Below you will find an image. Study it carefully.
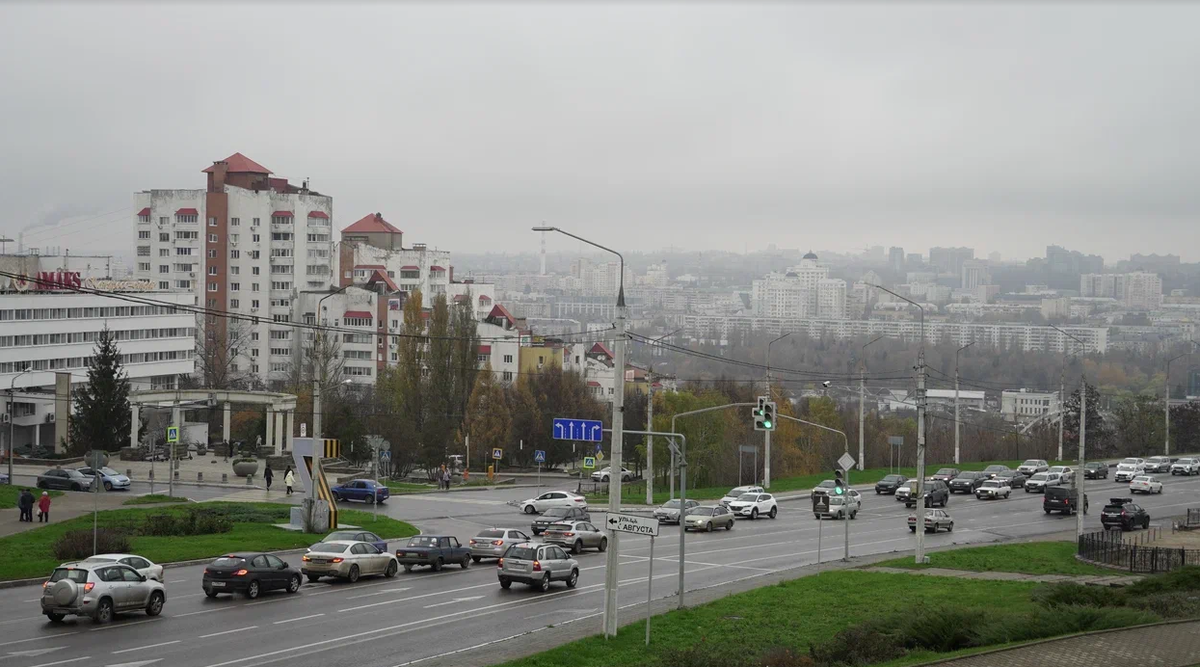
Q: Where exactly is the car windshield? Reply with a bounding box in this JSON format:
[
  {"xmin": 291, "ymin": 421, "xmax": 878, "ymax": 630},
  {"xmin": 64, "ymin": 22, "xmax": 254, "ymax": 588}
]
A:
[
  {"xmin": 477, "ymin": 529, "xmax": 504, "ymax": 538},
  {"xmin": 211, "ymin": 557, "xmax": 247, "ymax": 568},
  {"xmin": 1021, "ymin": 460, "xmax": 1040, "ymax": 466},
  {"xmin": 737, "ymin": 493, "xmax": 758, "ymax": 501},
  {"xmin": 817, "ymin": 481, "xmax": 836, "ymax": 488},
  {"xmin": 984, "ymin": 466, "xmax": 1005, "ymax": 471},
  {"xmin": 98, "ymin": 467, "xmax": 120, "ymax": 476},
  {"xmin": 661, "ymin": 500, "xmax": 682, "ymax": 509},
  {"xmin": 309, "ymin": 542, "xmax": 350, "ymax": 553},
  {"xmin": 936, "ymin": 469, "xmax": 955, "ymax": 475},
  {"xmin": 1030, "ymin": 473, "xmax": 1048, "ymax": 481},
  {"xmin": 505, "ymin": 546, "xmax": 536, "ymax": 560},
  {"xmin": 1121, "ymin": 459, "xmax": 1141, "ymax": 465},
  {"xmin": 543, "ymin": 508, "xmax": 569, "ymax": 518},
  {"xmin": 982, "ymin": 481, "xmax": 1001, "ymax": 488},
  {"xmin": 407, "ymin": 536, "xmax": 440, "ymax": 548},
  {"xmin": 882, "ymin": 475, "xmax": 902, "ymax": 482},
  {"xmin": 1180, "ymin": 459, "xmax": 1197, "ymax": 465},
  {"xmin": 48, "ymin": 568, "xmax": 89, "ymax": 583},
  {"xmin": 1133, "ymin": 476, "xmax": 1150, "ymax": 483},
  {"xmin": 829, "ymin": 497, "xmax": 845, "ymax": 505},
  {"xmin": 957, "ymin": 472, "xmax": 979, "ymax": 479},
  {"xmin": 688, "ymin": 507, "xmax": 715, "ymax": 517},
  {"xmin": 326, "ymin": 531, "xmax": 359, "ymax": 541}
]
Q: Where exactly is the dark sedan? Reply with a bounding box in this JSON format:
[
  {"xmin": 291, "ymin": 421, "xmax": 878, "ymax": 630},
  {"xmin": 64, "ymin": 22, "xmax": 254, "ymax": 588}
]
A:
[
  {"xmin": 994, "ymin": 471, "xmax": 1028, "ymax": 489},
  {"xmin": 37, "ymin": 468, "xmax": 92, "ymax": 492},
  {"xmin": 874, "ymin": 474, "xmax": 908, "ymax": 495},
  {"xmin": 948, "ymin": 471, "xmax": 987, "ymax": 494},
  {"xmin": 929, "ymin": 468, "xmax": 961, "ymax": 483},
  {"xmin": 202, "ymin": 553, "xmax": 301, "ymax": 599},
  {"xmin": 531, "ymin": 506, "xmax": 591, "ymax": 535},
  {"xmin": 1083, "ymin": 462, "xmax": 1109, "ymax": 479},
  {"xmin": 981, "ymin": 465, "xmax": 1010, "ymax": 479}
]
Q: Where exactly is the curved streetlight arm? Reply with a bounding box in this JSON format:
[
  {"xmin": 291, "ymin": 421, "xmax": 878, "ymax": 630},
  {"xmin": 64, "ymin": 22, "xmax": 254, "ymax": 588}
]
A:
[
  {"xmin": 533, "ymin": 226, "xmax": 625, "ymax": 307},
  {"xmin": 866, "ymin": 284, "xmax": 923, "ymax": 355},
  {"xmin": 777, "ymin": 413, "xmax": 849, "ymax": 454},
  {"xmin": 766, "ymin": 333, "xmax": 794, "ymax": 397}
]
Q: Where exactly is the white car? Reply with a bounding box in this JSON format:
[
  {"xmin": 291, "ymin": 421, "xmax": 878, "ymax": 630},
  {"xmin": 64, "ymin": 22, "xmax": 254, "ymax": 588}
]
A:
[
  {"xmin": 720, "ymin": 485, "xmax": 764, "ymax": 506},
  {"xmin": 816, "ymin": 493, "xmax": 860, "ymax": 520},
  {"xmin": 60, "ymin": 554, "xmax": 164, "ymax": 582},
  {"xmin": 727, "ymin": 492, "xmax": 778, "ymax": 520},
  {"xmin": 1115, "ymin": 458, "xmax": 1147, "ymax": 483},
  {"xmin": 895, "ymin": 479, "xmax": 918, "ymax": 502},
  {"xmin": 1018, "ymin": 459, "xmax": 1049, "ymax": 475},
  {"xmin": 1023, "ymin": 472, "xmax": 1063, "ymax": 493},
  {"xmin": 1171, "ymin": 458, "xmax": 1200, "ymax": 476},
  {"xmin": 1129, "ymin": 475, "xmax": 1163, "ymax": 494},
  {"xmin": 1047, "ymin": 466, "xmax": 1074, "ymax": 481},
  {"xmin": 520, "ymin": 491, "xmax": 588, "ymax": 514},
  {"xmin": 974, "ymin": 479, "xmax": 1011, "ymax": 500},
  {"xmin": 590, "ymin": 467, "xmax": 632, "ymax": 483}
]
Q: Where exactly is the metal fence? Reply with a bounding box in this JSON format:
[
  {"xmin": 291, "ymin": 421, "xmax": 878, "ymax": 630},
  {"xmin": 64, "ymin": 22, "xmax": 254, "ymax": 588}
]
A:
[{"xmin": 1078, "ymin": 529, "xmax": 1200, "ymax": 574}]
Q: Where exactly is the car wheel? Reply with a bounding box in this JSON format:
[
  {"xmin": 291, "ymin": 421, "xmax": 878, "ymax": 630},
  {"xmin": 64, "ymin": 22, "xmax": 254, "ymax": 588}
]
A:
[
  {"xmin": 1144, "ymin": 518, "xmax": 1150, "ymax": 529},
  {"xmin": 104, "ymin": 481, "xmax": 113, "ymax": 492},
  {"xmin": 287, "ymin": 575, "xmax": 301, "ymax": 594},
  {"xmin": 706, "ymin": 522, "xmax": 713, "ymax": 532},
  {"xmin": 751, "ymin": 508, "xmax": 759, "ymax": 520},
  {"xmin": 472, "ymin": 556, "xmax": 482, "ymax": 563},
  {"xmin": 567, "ymin": 569, "xmax": 579, "ymax": 588},
  {"xmin": 205, "ymin": 588, "xmax": 218, "ymax": 598},
  {"xmin": 432, "ymin": 558, "xmax": 444, "ymax": 572},
  {"xmin": 909, "ymin": 526, "xmax": 916, "ymax": 532},
  {"xmin": 524, "ymin": 505, "xmax": 537, "ymax": 515},
  {"xmin": 499, "ymin": 578, "xmax": 512, "ymax": 589},
  {"xmin": 94, "ymin": 598, "xmax": 114, "ymax": 624},
  {"xmin": 947, "ymin": 522, "xmax": 954, "ymax": 532},
  {"xmin": 245, "ymin": 580, "xmax": 261, "ymax": 599},
  {"xmin": 307, "ymin": 574, "xmax": 322, "ymax": 583},
  {"xmin": 538, "ymin": 574, "xmax": 551, "ymax": 592},
  {"xmin": 71, "ymin": 483, "xmax": 82, "ymax": 491},
  {"xmin": 332, "ymin": 492, "xmax": 342, "ymax": 502},
  {"xmin": 815, "ymin": 514, "xmax": 822, "ymax": 520},
  {"xmin": 876, "ymin": 489, "xmax": 881, "ymax": 495},
  {"xmin": 45, "ymin": 612, "xmax": 66, "ymax": 623},
  {"xmin": 146, "ymin": 591, "xmax": 165, "ymax": 616},
  {"xmin": 385, "ymin": 561, "xmax": 398, "ymax": 578},
  {"xmin": 1044, "ymin": 509, "xmax": 1051, "ymax": 514},
  {"xmin": 572, "ymin": 540, "xmax": 582, "ymax": 555},
  {"xmin": 37, "ymin": 480, "xmax": 47, "ymax": 489},
  {"xmin": 851, "ymin": 510, "xmax": 857, "ymax": 520},
  {"xmin": 348, "ymin": 565, "xmax": 361, "ymax": 583},
  {"xmin": 461, "ymin": 555, "xmax": 471, "ymax": 569},
  {"xmin": 769, "ymin": 506, "xmax": 777, "ymax": 519},
  {"xmin": 599, "ymin": 537, "xmax": 608, "ymax": 552}
]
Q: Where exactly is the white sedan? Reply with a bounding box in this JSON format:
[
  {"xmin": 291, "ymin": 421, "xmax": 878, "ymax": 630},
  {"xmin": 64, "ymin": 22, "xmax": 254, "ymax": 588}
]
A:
[
  {"xmin": 720, "ymin": 485, "xmax": 764, "ymax": 506},
  {"xmin": 62, "ymin": 553, "xmax": 164, "ymax": 582},
  {"xmin": 520, "ymin": 490, "xmax": 589, "ymax": 514},
  {"xmin": 590, "ymin": 467, "xmax": 632, "ymax": 483},
  {"xmin": 726, "ymin": 492, "xmax": 778, "ymax": 520},
  {"xmin": 1129, "ymin": 475, "xmax": 1164, "ymax": 495}
]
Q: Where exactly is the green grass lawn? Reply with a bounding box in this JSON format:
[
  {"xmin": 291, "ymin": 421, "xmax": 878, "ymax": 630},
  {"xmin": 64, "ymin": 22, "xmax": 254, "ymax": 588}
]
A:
[
  {"xmin": 382, "ymin": 480, "xmax": 437, "ymax": 493},
  {"xmin": 0, "ymin": 485, "xmax": 62, "ymax": 508},
  {"xmin": 123, "ymin": 494, "xmax": 191, "ymax": 506},
  {"xmin": 0, "ymin": 502, "xmax": 419, "ymax": 582},
  {"xmin": 496, "ymin": 571, "xmax": 1048, "ymax": 667},
  {"xmin": 873, "ymin": 541, "xmax": 1116, "ymax": 577},
  {"xmin": 590, "ymin": 458, "xmax": 1079, "ymax": 505}
]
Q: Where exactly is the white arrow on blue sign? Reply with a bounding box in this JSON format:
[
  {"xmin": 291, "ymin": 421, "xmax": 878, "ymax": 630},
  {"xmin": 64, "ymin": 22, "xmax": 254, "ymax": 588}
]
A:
[
  {"xmin": 552, "ymin": 417, "xmax": 604, "ymax": 443},
  {"xmin": 533, "ymin": 450, "xmax": 546, "ymax": 463}
]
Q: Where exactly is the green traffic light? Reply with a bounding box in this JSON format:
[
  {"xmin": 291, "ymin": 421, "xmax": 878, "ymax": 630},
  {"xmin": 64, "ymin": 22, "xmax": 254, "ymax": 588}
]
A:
[
  {"xmin": 834, "ymin": 485, "xmax": 844, "ymax": 495},
  {"xmin": 762, "ymin": 420, "xmax": 772, "ymax": 428}
]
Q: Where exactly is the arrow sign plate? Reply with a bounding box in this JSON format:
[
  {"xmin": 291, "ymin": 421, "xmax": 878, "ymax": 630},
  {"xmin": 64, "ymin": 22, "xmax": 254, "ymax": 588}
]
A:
[
  {"xmin": 552, "ymin": 417, "xmax": 604, "ymax": 442},
  {"xmin": 605, "ymin": 512, "xmax": 659, "ymax": 537}
]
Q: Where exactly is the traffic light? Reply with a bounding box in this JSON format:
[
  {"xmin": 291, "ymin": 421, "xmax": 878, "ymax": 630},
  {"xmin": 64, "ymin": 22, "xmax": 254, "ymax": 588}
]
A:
[
  {"xmin": 834, "ymin": 468, "xmax": 846, "ymax": 495},
  {"xmin": 763, "ymin": 401, "xmax": 776, "ymax": 431},
  {"xmin": 753, "ymin": 396, "xmax": 768, "ymax": 431}
]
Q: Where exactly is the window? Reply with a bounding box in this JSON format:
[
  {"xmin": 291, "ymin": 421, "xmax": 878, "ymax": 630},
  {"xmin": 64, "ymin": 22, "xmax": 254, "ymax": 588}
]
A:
[
  {"xmin": 138, "ymin": 230, "xmax": 150, "ymax": 239},
  {"xmin": 230, "ymin": 298, "xmax": 240, "ymax": 308},
  {"xmin": 344, "ymin": 317, "xmax": 371, "ymax": 327},
  {"xmin": 230, "ymin": 266, "xmax": 240, "ymax": 275},
  {"xmin": 252, "ymin": 234, "xmax": 261, "ymax": 243},
  {"xmin": 230, "ymin": 282, "xmax": 240, "ymax": 291},
  {"xmin": 400, "ymin": 270, "xmax": 420, "ymax": 280},
  {"xmin": 503, "ymin": 371, "xmax": 513, "ymax": 381},
  {"xmin": 270, "ymin": 298, "xmax": 289, "ymax": 307},
  {"xmin": 157, "ymin": 265, "xmax": 169, "ymax": 274},
  {"xmin": 230, "ymin": 234, "xmax": 239, "ymax": 244},
  {"xmin": 504, "ymin": 354, "xmax": 513, "ymax": 364},
  {"xmin": 173, "ymin": 263, "xmax": 193, "ymax": 272},
  {"xmin": 270, "ymin": 265, "xmax": 292, "ymax": 274},
  {"xmin": 251, "ymin": 283, "xmax": 260, "ymax": 292},
  {"xmin": 231, "ymin": 217, "xmax": 240, "ymax": 226},
  {"xmin": 269, "ymin": 330, "xmax": 290, "ymax": 340},
  {"xmin": 208, "ymin": 217, "xmax": 217, "ymax": 227},
  {"xmin": 176, "ymin": 280, "xmax": 191, "ymax": 289},
  {"xmin": 270, "ymin": 281, "xmax": 292, "ymax": 291},
  {"xmin": 249, "ymin": 251, "xmax": 260, "ymax": 260},
  {"xmin": 158, "ymin": 281, "xmax": 169, "ymax": 290},
  {"xmin": 176, "ymin": 214, "xmax": 198, "ymax": 223},
  {"xmin": 136, "ymin": 246, "xmax": 150, "ymax": 256},
  {"xmin": 271, "ymin": 233, "xmax": 292, "ymax": 242},
  {"xmin": 270, "ymin": 347, "xmax": 290, "ymax": 356},
  {"xmin": 343, "ymin": 366, "xmax": 372, "ymax": 377},
  {"xmin": 208, "ymin": 266, "xmax": 217, "ymax": 275},
  {"xmin": 230, "ymin": 249, "xmax": 240, "ymax": 259},
  {"xmin": 271, "ymin": 215, "xmax": 292, "ymax": 225},
  {"xmin": 138, "ymin": 212, "xmax": 151, "ymax": 223},
  {"xmin": 252, "ymin": 266, "xmax": 260, "ymax": 275},
  {"xmin": 159, "ymin": 233, "xmax": 169, "ymax": 242},
  {"xmin": 175, "ymin": 247, "xmax": 193, "ymax": 256},
  {"xmin": 251, "ymin": 331, "xmax": 260, "ymax": 340},
  {"xmin": 208, "ymin": 234, "xmax": 218, "ymax": 243},
  {"xmin": 208, "ymin": 282, "xmax": 218, "ymax": 292},
  {"xmin": 272, "ymin": 314, "xmax": 289, "ymax": 322},
  {"xmin": 175, "ymin": 230, "xmax": 198, "ymax": 240},
  {"xmin": 158, "ymin": 216, "xmax": 169, "ymax": 225},
  {"xmin": 271, "ymin": 248, "xmax": 292, "ymax": 257},
  {"xmin": 477, "ymin": 353, "xmax": 488, "ymax": 364},
  {"xmin": 306, "ymin": 265, "xmax": 329, "ymax": 275},
  {"xmin": 137, "ymin": 262, "xmax": 150, "ymax": 272},
  {"xmin": 207, "ymin": 250, "xmax": 217, "ymax": 258},
  {"xmin": 159, "ymin": 248, "xmax": 170, "ymax": 257},
  {"xmin": 307, "ymin": 233, "xmax": 330, "ymax": 243},
  {"xmin": 252, "ymin": 217, "xmax": 260, "ymax": 226}
]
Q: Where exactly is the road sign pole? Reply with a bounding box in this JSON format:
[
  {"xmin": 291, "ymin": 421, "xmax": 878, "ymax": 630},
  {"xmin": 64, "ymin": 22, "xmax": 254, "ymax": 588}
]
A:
[
  {"xmin": 646, "ymin": 535, "xmax": 654, "ymax": 646},
  {"xmin": 817, "ymin": 511, "xmax": 822, "ymax": 564},
  {"xmin": 844, "ymin": 467, "xmax": 850, "ymax": 562}
]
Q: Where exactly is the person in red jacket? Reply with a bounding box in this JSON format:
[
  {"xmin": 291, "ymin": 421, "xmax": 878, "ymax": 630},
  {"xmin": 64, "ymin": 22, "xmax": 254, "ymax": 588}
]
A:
[{"xmin": 37, "ymin": 491, "xmax": 51, "ymax": 523}]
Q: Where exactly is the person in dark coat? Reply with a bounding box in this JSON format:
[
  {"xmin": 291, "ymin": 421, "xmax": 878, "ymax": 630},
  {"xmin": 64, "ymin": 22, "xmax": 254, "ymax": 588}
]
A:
[
  {"xmin": 264, "ymin": 465, "xmax": 274, "ymax": 491},
  {"xmin": 18, "ymin": 489, "xmax": 35, "ymax": 522}
]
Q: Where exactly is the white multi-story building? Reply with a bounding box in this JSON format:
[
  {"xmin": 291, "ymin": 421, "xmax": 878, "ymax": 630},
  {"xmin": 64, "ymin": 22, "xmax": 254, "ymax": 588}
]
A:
[
  {"xmin": 1081, "ymin": 271, "xmax": 1163, "ymax": 310},
  {"xmin": 1001, "ymin": 389, "xmax": 1062, "ymax": 422},
  {"xmin": 751, "ymin": 252, "xmax": 829, "ymax": 318},
  {"xmin": 816, "ymin": 278, "xmax": 848, "ymax": 319},
  {"xmin": 961, "ymin": 260, "xmax": 990, "ymax": 290},
  {"xmin": 1, "ymin": 255, "xmax": 195, "ymax": 454},
  {"xmin": 132, "ymin": 153, "xmax": 335, "ymax": 385}
]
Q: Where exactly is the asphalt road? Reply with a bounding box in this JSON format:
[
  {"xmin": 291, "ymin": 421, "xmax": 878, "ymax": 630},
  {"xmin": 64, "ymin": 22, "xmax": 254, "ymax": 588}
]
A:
[
  {"xmin": 6, "ymin": 473, "xmax": 254, "ymax": 502},
  {"xmin": 0, "ymin": 473, "xmax": 1197, "ymax": 667}
]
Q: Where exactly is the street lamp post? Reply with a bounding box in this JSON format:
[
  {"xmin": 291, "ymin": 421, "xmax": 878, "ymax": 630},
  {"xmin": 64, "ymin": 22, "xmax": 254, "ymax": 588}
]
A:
[
  {"xmin": 777, "ymin": 413, "xmax": 850, "ymax": 561},
  {"xmin": 1050, "ymin": 324, "xmax": 1088, "ymax": 539},
  {"xmin": 7, "ymin": 367, "xmax": 32, "ymax": 485},
  {"xmin": 1166, "ymin": 341, "xmax": 1198, "ymax": 457},
  {"xmin": 954, "ymin": 341, "xmax": 975, "ymax": 465},
  {"xmin": 868, "ymin": 285, "xmax": 925, "ymax": 564},
  {"xmin": 534, "ymin": 226, "xmax": 626, "ymax": 639},
  {"xmin": 765, "ymin": 332, "xmax": 793, "ymax": 487},
  {"xmin": 313, "ymin": 284, "xmax": 352, "ymax": 445},
  {"xmin": 859, "ymin": 336, "xmax": 884, "ymax": 472}
]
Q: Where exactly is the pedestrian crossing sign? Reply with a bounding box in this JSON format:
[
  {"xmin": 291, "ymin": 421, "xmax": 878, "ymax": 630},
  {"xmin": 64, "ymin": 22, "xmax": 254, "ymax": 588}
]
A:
[
  {"xmin": 583, "ymin": 456, "xmax": 596, "ymax": 469},
  {"xmin": 492, "ymin": 448, "xmax": 503, "ymax": 460},
  {"xmin": 166, "ymin": 426, "xmax": 179, "ymax": 443}
]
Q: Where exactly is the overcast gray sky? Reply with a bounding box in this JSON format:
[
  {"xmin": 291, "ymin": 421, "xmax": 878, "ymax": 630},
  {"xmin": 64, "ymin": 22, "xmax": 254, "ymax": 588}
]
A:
[{"xmin": 2, "ymin": 3, "xmax": 1198, "ymax": 263}]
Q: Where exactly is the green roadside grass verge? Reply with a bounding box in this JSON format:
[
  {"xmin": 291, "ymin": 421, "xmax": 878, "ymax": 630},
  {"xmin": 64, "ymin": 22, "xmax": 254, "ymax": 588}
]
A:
[
  {"xmin": 0, "ymin": 485, "xmax": 62, "ymax": 509},
  {"xmin": 383, "ymin": 480, "xmax": 438, "ymax": 493},
  {"xmin": 0, "ymin": 502, "xmax": 419, "ymax": 582},
  {"xmin": 588, "ymin": 458, "xmax": 1079, "ymax": 505},
  {"xmin": 123, "ymin": 494, "xmax": 191, "ymax": 506},
  {"xmin": 873, "ymin": 541, "xmax": 1116, "ymax": 577}
]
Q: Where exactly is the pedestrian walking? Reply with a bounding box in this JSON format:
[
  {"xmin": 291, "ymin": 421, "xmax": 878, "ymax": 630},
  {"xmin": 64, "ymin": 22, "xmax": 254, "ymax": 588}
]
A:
[
  {"xmin": 264, "ymin": 465, "xmax": 274, "ymax": 491},
  {"xmin": 18, "ymin": 488, "xmax": 34, "ymax": 522},
  {"xmin": 37, "ymin": 491, "xmax": 51, "ymax": 523},
  {"xmin": 284, "ymin": 467, "xmax": 295, "ymax": 496},
  {"xmin": 442, "ymin": 467, "xmax": 452, "ymax": 491}
]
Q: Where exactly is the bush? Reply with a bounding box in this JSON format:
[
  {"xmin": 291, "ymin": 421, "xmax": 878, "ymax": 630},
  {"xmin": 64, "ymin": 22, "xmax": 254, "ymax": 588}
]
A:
[
  {"xmin": 974, "ymin": 606, "xmax": 1156, "ymax": 646},
  {"xmin": 658, "ymin": 640, "xmax": 753, "ymax": 667},
  {"xmin": 52, "ymin": 528, "xmax": 132, "ymax": 561},
  {"xmin": 758, "ymin": 647, "xmax": 815, "ymax": 667},
  {"xmin": 897, "ymin": 605, "xmax": 987, "ymax": 652},
  {"xmin": 1126, "ymin": 566, "xmax": 1200, "ymax": 596},
  {"xmin": 139, "ymin": 508, "xmax": 233, "ymax": 537},
  {"xmin": 1034, "ymin": 582, "xmax": 1125, "ymax": 609},
  {"xmin": 808, "ymin": 620, "xmax": 905, "ymax": 666},
  {"xmin": 1124, "ymin": 591, "xmax": 1200, "ymax": 619}
]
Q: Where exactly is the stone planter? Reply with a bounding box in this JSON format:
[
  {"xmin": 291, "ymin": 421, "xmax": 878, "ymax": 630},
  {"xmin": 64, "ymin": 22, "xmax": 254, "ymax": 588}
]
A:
[{"xmin": 232, "ymin": 460, "xmax": 259, "ymax": 478}]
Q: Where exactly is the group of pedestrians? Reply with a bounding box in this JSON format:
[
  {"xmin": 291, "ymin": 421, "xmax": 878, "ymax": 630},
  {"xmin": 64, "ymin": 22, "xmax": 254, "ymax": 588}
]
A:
[
  {"xmin": 438, "ymin": 465, "xmax": 452, "ymax": 491},
  {"xmin": 15, "ymin": 489, "xmax": 51, "ymax": 523},
  {"xmin": 262, "ymin": 465, "xmax": 295, "ymax": 495}
]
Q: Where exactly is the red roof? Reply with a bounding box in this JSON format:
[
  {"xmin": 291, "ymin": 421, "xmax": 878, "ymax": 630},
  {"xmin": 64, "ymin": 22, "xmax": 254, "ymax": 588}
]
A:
[
  {"xmin": 487, "ymin": 303, "xmax": 519, "ymax": 325},
  {"xmin": 479, "ymin": 295, "xmax": 492, "ymax": 303},
  {"xmin": 430, "ymin": 265, "xmax": 446, "ymax": 272},
  {"xmin": 590, "ymin": 342, "xmax": 614, "ymax": 359},
  {"xmin": 365, "ymin": 269, "xmax": 399, "ymax": 292},
  {"xmin": 271, "ymin": 210, "xmax": 294, "ymax": 218},
  {"xmin": 400, "ymin": 265, "xmax": 419, "ymax": 271},
  {"xmin": 587, "ymin": 381, "xmax": 602, "ymax": 387},
  {"xmin": 343, "ymin": 310, "xmax": 373, "ymax": 320},
  {"xmin": 307, "ymin": 211, "xmax": 329, "ymax": 219},
  {"xmin": 454, "ymin": 294, "xmax": 468, "ymax": 302},
  {"xmin": 477, "ymin": 345, "xmax": 491, "ymax": 354},
  {"xmin": 176, "ymin": 208, "xmax": 198, "ymax": 216},
  {"xmin": 203, "ymin": 152, "xmax": 272, "ymax": 175},
  {"xmin": 343, "ymin": 213, "xmax": 402, "ymax": 235},
  {"xmin": 136, "ymin": 207, "xmax": 151, "ymax": 217}
]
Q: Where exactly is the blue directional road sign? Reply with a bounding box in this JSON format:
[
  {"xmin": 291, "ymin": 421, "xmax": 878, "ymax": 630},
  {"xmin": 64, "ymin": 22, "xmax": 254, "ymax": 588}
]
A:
[
  {"xmin": 552, "ymin": 418, "xmax": 604, "ymax": 443},
  {"xmin": 533, "ymin": 450, "xmax": 546, "ymax": 464}
]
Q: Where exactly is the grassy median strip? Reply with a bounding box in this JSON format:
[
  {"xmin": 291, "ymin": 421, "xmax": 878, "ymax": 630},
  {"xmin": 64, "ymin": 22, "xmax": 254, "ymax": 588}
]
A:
[
  {"xmin": 0, "ymin": 502, "xmax": 418, "ymax": 582},
  {"xmin": 123, "ymin": 493, "xmax": 191, "ymax": 506},
  {"xmin": 873, "ymin": 541, "xmax": 1115, "ymax": 577},
  {"xmin": 0, "ymin": 485, "xmax": 63, "ymax": 508}
]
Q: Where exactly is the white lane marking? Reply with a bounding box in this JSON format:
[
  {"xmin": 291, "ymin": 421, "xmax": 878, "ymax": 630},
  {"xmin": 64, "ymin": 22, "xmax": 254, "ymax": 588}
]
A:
[
  {"xmin": 108, "ymin": 660, "xmax": 162, "ymax": 667},
  {"xmin": 173, "ymin": 607, "xmax": 231, "ymax": 618},
  {"xmin": 0, "ymin": 634, "xmax": 79, "ymax": 648},
  {"xmin": 199, "ymin": 626, "xmax": 258, "ymax": 639},
  {"xmin": 345, "ymin": 587, "xmax": 411, "ymax": 600},
  {"xmin": 167, "ymin": 579, "xmax": 188, "ymax": 584},
  {"xmin": 273, "ymin": 614, "xmax": 325, "ymax": 625},
  {"xmin": 22, "ymin": 598, "xmax": 41, "ymax": 603},
  {"xmin": 112, "ymin": 641, "xmax": 181, "ymax": 654},
  {"xmin": 90, "ymin": 618, "xmax": 162, "ymax": 632},
  {"xmin": 6, "ymin": 648, "xmax": 64, "ymax": 658},
  {"xmin": 422, "ymin": 595, "xmax": 483, "ymax": 609},
  {"xmin": 28, "ymin": 658, "xmax": 90, "ymax": 667}
]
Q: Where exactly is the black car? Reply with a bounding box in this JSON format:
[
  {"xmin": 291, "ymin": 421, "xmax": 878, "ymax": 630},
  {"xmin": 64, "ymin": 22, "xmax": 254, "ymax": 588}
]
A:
[
  {"xmin": 874, "ymin": 474, "xmax": 908, "ymax": 495},
  {"xmin": 1082, "ymin": 462, "xmax": 1109, "ymax": 479},
  {"xmin": 929, "ymin": 468, "xmax": 961, "ymax": 483},
  {"xmin": 531, "ymin": 506, "xmax": 591, "ymax": 535},
  {"xmin": 36, "ymin": 468, "xmax": 93, "ymax": 491},
  {"xmin": 905, "ymin": 480, "xmax": 950, "ymax": 508},
  {"xmin": 948, "ymin": 471, "xmax": 987, "ymax": 494},
  {"xmin": 980, "ymin": 465, "xmax": 1010, "ymax": 479},
  {"xmin": 1101, "ymin": 498, "xmax": 1149, "ymax": 532},
  {"xmin": 994, "ymin": 471, "xmax": 1028, "ymax": 489},
  {"xmin": 1044, "ymin": 487, "xmax": 1087, "ymax": 515},
  {"xmin": 202, "ymin": 553, "xmax": 301, "ymax": 599}
]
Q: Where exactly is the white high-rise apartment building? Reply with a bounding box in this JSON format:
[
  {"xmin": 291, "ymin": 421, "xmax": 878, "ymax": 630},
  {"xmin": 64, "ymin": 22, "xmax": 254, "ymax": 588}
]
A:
[
  {"xmin": 751, "ymin": 252, "xmax": 830, "ymax": 317},
  {"xmin": 817, "ymin": 278, "xmax": 848, "ymax": 319},
  {"xmin": 132, "ymin": 153, "xmax": 335, "ymax": 384},
  {"xmin": 1080, "ymin": 271, "xmax": 1163, "ymax": 309},
  {"xmin": 961, "ymin": 260, "xmax": 990, "ymax": 290}
]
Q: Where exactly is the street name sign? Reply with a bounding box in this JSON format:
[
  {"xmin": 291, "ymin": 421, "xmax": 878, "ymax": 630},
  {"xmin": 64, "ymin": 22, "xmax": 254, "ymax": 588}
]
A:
[{"xmin": 605, "ymin": 513, "xmax": 660, "ymax": 536}]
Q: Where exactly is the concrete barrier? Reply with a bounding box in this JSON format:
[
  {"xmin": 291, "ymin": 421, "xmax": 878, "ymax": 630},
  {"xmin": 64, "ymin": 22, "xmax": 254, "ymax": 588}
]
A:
[
  {"xmin": 197, "ymin": 472, "xmax": 203, "ymax": 482},
  {"xmin": 222, "ymin": 473, "xmax": 228, "ymax": 483}
]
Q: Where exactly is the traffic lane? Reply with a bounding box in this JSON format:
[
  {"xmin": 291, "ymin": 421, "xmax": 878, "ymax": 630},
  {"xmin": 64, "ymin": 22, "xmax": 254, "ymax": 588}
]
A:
[{"xmin": 6, "ymin": 473, "xmax": 251, "ymax": 502}]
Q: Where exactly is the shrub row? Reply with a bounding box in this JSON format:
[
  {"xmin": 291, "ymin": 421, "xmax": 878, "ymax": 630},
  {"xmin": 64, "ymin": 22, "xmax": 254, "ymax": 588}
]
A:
[
  {"xmin": 52, "ymin": 529, "xmax": 132, "ymax": 561},
  {"xmin": 142, "ymin": 508, "xmax": 233, "ymax": 537}
]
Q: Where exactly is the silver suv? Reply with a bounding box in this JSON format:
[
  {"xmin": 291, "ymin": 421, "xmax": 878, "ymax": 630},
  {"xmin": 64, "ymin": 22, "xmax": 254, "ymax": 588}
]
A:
[
  {"xmin": 41, "ymin": 562, "xmax": 165, "ymax": 623},
  {"xmin": 497, "ymin": 542, "xmax": 579, "ymax": 591}
]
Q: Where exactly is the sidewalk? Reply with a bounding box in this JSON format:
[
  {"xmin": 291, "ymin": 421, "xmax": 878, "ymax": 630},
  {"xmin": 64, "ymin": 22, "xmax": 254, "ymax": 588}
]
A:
[
  {"xmin": 921, "ymin": 620, "xmax": 1200, "ymax": 667},
  {"xmin": 864, "ymin": 566, "xmax": 1142, "ymax": 587}
]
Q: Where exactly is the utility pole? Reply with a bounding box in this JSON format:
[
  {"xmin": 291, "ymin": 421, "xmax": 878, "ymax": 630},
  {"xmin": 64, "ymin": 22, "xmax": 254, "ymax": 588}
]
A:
[
  {"xmin": 858, "ymin": 336, "xmax": 882, "ymax": 473},
  {"xmin": 1165, "ymin": 345, "xmax": 1196, "ymax": 456},
  {"xmin": 954, "ymin": 341, "xmax": 974, "ymax": 465},
  {"xmin": 1059, "ymin": 357, "xmax": 1066, "ymax": 462},
  {"xmin": 765, "ymin": 333, "xmax": 793, "ymax": 487},
  {"xmin": 645, "ymin": 383, "xmax": 654, "ymax": 505},
  {"xmin": 1077, "ymin": 378, "xmax": 1086, "ymax": 538}
]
